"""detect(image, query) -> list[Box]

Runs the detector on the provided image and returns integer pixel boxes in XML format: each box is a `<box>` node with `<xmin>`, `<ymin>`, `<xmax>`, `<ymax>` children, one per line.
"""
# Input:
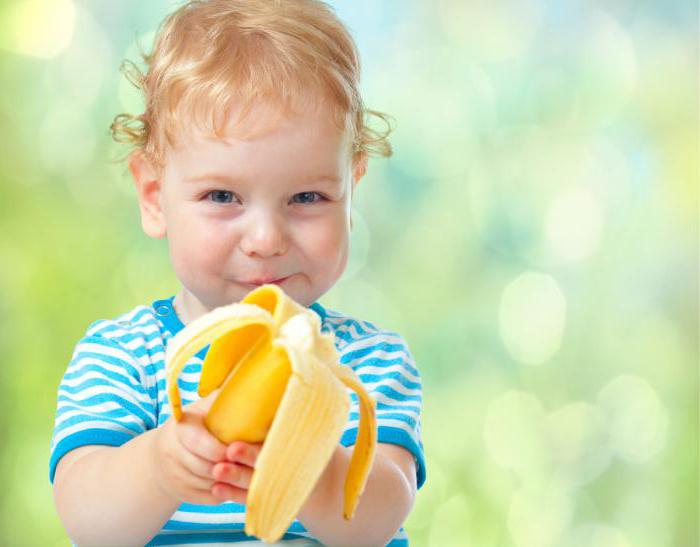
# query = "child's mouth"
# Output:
<box><xmin>243</xmin><ymin>276</ymin><xmax>290</xmax><ymax>287</ymax></box>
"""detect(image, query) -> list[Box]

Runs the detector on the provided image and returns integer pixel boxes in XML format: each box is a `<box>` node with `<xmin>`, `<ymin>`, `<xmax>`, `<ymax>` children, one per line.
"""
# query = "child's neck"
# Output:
<box><xmin>172</xmin><ymin>291</ymin><xmax>199</xmax><ymax>326</ymax></box>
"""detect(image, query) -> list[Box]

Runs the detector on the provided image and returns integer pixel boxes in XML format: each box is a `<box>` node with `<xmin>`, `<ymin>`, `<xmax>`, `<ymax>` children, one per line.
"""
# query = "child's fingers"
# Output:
<box><xmin>185</xmin><ymin>470</ymin><xmax>215</xmax><ymax>492</ymax></box>
<box><xmin>212</xmin><ymin>461</ymin><xmax>254</xmax><ymax>490</ymax></box>
<box><xmin>225</xmin><ymin>441</ymin><xmax>262</xmax><ymax>466</ymax></box>
<box><xmin>176</xmin><ymin>420</ymin><xmax>227</xmax><ymax>462</ymax></box>
<box><xmin>178</xmin><ymin>443</ymin><xmax>216</xmax><ymax>481</ymax></box>
<box><xmin>168</xmin><ymin>451</ymin><xmax>215</xmax><ymax>491</ymax></box>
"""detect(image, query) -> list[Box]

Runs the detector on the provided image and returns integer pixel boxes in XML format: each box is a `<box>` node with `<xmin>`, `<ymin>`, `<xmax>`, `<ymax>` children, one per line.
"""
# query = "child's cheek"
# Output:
<box><xmin>305</xmin><ymin>214</ymin><xmax>347</xmax><ymax>255</ymax></box>
<box><xmin>182</xmin><ymin>222</ymin><xmax>230</xmax><ymax>267</ymax></box>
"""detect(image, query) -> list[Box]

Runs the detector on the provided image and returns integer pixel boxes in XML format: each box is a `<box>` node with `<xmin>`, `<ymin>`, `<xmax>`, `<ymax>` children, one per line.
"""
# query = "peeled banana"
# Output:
<box><xmin>165</xmin><ymin>284</ymin><xmax>377</xmax><ymax>543</ymax></box>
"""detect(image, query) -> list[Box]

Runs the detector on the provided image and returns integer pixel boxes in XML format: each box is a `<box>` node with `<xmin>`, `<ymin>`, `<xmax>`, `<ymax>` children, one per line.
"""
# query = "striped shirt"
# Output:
<box><xmin>49</xmin><ymin>295</ymin><xmax>426</xmax><ymax>546</ymax></box>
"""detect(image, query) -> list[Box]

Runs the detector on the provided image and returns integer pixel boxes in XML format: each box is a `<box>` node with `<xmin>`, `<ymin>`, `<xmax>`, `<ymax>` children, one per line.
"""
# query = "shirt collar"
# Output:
<box><xmin>152</xmin><ymin>295</ymin><xmax>327</xmax><ymax>341</ymax></box>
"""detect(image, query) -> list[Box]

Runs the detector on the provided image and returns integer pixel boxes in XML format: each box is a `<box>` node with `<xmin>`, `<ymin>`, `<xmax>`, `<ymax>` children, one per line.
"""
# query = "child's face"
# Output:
<box><xmin>130</xmin><ymin>99</ymin><xmax>366</xmax><ymax>321</ymax></box>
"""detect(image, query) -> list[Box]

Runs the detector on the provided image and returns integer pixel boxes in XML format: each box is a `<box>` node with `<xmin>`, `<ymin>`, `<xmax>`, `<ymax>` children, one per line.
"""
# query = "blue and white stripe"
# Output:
<box><xmin>49</xmin><ymin>296</ymin><xmax>425</xmax><ymax>546</ymax></box>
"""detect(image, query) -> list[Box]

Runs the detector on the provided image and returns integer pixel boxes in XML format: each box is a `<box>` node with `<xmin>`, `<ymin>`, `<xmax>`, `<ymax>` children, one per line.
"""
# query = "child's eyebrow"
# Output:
<box><xmin>184</xmin><ymin>173</ymin><xmax>341</xmax><ymax>186</ymax></box>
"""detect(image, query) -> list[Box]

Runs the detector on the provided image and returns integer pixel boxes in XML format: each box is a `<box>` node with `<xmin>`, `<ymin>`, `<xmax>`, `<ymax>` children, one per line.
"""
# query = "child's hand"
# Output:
<box><xmin>210</xmin><ymin>441</ymin><xmax>263</xmax><ymax>503</ymax></box>
<box><xmin>149</xmin><ymin>389</ymin><xmax>230</xmax><ymax>506</ymax></box>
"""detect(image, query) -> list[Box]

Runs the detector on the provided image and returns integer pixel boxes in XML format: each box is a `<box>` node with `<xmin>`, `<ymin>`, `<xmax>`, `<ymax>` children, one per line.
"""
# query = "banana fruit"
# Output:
<box><xmin>165</xmin><ymin>284</ymin><xmax>377</xmax><ymax>543</ymax></box>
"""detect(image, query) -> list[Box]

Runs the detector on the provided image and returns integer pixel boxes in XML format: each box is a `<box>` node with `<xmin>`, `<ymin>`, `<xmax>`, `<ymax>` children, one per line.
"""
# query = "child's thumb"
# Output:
<box><xmin>189</xmin><ymin>387</ymin><xmax>222</xmax><ymax>415</ymax></box>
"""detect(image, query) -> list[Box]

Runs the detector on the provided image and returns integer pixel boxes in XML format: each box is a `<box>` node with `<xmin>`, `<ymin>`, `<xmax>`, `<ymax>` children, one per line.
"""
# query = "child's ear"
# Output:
<box><xmin>352</xmin><ymin>152</ymin><xmax>368</xmax><ymax>184</ymax></box>
<box><xmin>128</xmin><ymin>150</ymin><xmax>167</xmax><ymax>239</ymax></box>
<box><xmin>351</xmin><ymin>152</ymin><xmax>368</xmax><ymax>199</ymax></box>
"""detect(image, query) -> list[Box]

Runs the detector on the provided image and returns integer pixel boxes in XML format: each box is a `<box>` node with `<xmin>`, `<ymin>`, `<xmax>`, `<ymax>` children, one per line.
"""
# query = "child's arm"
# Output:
<box><xmin>52</xmin><ymin>389</ymin><xmax>230</xmax><ymax>546</ymax></box>
<box><xmin>53</xmin><ymin>428</ymin><xmax>180</xmax><ymax>546</ymax></box>
<box><xmin>297</xmin><ymin>442</ymin><xmax>417</xmax><ymax>547</ymax></box>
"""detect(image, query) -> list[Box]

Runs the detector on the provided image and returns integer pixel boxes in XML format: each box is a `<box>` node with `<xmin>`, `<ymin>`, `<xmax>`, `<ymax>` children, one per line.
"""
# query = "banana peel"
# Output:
<box><xmin>164</xmin><ymin>284</ymin><xmax>377</xmax><ymax>543</ymax></box>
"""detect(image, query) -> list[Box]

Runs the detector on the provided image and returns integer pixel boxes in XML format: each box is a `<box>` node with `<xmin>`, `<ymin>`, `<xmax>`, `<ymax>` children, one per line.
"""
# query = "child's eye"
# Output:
<box><xmin>292</xmin><ymin>191</ymin><xmax>326</xmax><ymax>205</ymax></box>
<box><xmin>203</xmin><ymin>190</ymin><xmax>327</xmax><ymax>205</ymax></box>
<box><xmin>205</xmin><ymin>190</ymin><xmax>237</xmax><ymax>204</ymax></box>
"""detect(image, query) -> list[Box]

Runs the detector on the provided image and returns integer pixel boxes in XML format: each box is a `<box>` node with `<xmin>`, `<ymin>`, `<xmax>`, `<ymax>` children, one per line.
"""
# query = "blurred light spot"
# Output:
<box><xmin>37</xmin><ymin>102</ymin><xmax>97</xmax><ymax>179</ymax></box>
<box><xmin>51</xmin><ymin>4</ymin><xmax>112</xmax><ymax>108</ymax></box>
<box><xmin>330</xmin><ymin>0</ymin><xmax>386</xmax><ymax>69</ymax></box>
<box><xmin>428</xmin><ymin>493</ymin><xmax>472</xmax><ymax>547</ymax></box>
<box><xmin>573</xmin><ymin>10</ymin><xmax>638</xmax><ymax>128</ymax></box>
<box><xmin>615</xmin><ymin>486</ymin><xmax>672</xmax><ymax>547</ymax></box>
<box><xmin>547</xmin><ymin>402</ymin><xmax>611</xmax><ymax>487</ymax></box>
<box><xmin>432</xmin><ymin>367</ymin><xmax>495</xmax><ymax>467</ymax></box>
<box><xmin>464</xmin><ymin>127</ymin><xmax>581</xmax><ymax>266</ymax></box>
<box><xmin>508</xmin><ymin>483</ymin><xmax>572</xmax><ymax>547</ymax></box>
<box><xmin>2</xmin><ymin>0</ymin><xmax>76</xmax><ymax>59</ymax></box>
<box><xmin>341</xmin><ymin>208</ymin><xmax>370</xmax><ymax>282</ymax></box>
<box><xmin>496</xmin><ymin>129</ymin><xmax>562</xmax><ymax>189</ymax></box>
<box><xmin>545</xmin><ymin>185</ymin><xmax>604</xmax><ymax>262</ymax></box>
<box><xmin>597</xmin><ymin>375</ymin><xmax>667</xmax><ymax>463</ymax></box>
<box><xmin>562</xmin><ymin>523</ymin><xmax>631</xmax><ymax>547</ymax></box>
<box><xmin>126</xmin><ymin>245</ymin><xmax>170</xmax><ymax>300</ymax></box>
<box><xmin>627</xmin><ymin>315</ymin><xmax>689</xmax><ymax>389</ymax></box>
<box><xmin>437</xmin><ymin>0</ymin><xmax>543</xmax><ymax>62</ymax></box>
<box><xmin>522</xmin><ymin>64</ymin><xmax>579</xmax><ymax>125</ymax></box>
<box><xmin>499</xmin><ymin>272</ymin><xmax>566</xmax><ymax>365</ymax></box>
<box><xmin>478</xmin><ymin>132</ymin><xmax>634</xmax><ymax>267</ymax></box>
<box><xmin>463</xmin><ymin>163</ymin><xmax>493</xmax><ymax>249</ymax></box>
<box><xmin>469</xmin><ymin>129</ymin><xmax>634</xmax><ymax>268</ymax></box>
<box><xmin>109</xmin><ymin>260</ymin><xmax>131</xmax><ymax>297</ymax></box>
<box><xmin>329</xmin><ymin>277</ymin><xmax>406</xmax><ymax>335</ymax></box>
<box><xmin>15</xmin><ymin>436</ymin><xmax>52</xmax><ymax>516</ymax></box>
<box><xmin>512</xmin><ymin>135</ymin><xmax>632</xmax><ymax>219</ymax></box>
<box><xmin>66</xmin><ymin>174</ymin><xmax>116</xmax><ymax>210</ymax></box>
<box><xmin>407</xmin><ymin>63</ymin><xmax>495</xmax><ymax>166</ymax></box>
<box><xmin>380</xmin><ymin>38</ymin><xmax>494</xmax><ymax>181</ymax></box>
<box><xmin>483</xmin><ymin>390</ymin><xmax>547</xmax><ymax>476</ymax></box>
<box><xmin>583</xmin><ymin>138</ymin><xmax>634</xmax><ymax>213</ymax></box>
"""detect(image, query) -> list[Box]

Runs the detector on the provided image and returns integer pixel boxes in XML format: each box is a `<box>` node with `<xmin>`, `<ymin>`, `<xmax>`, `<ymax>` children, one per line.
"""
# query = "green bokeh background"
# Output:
<box><xmin>0</xmin><ymin>0</ymin><xmax>697</xmax><ymax>545</ymax></box>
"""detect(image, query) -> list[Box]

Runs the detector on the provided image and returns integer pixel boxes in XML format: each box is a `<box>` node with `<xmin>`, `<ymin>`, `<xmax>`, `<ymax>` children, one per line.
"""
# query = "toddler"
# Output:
<box><xmin>49</xmin><ymin>1</ymin><xmax>426</xmax><ymax>545</ymax></box>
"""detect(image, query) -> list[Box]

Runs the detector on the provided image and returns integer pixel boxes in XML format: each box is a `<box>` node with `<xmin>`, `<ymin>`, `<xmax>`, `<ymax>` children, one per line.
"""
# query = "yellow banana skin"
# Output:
<box><xmin>164</xmin><ymin>284</ymin><xmax>378</xmax><ymax>543</ymax></box>
<box><xmin>332</xmin><ymin>363</ymin><xmax>378</xmax><ymax>520</ymax></box>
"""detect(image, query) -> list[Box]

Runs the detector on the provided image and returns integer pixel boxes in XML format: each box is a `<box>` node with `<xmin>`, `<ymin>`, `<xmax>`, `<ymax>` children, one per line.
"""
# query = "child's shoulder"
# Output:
<box><xmin>79</xmin><ymin>302</ymin><xmax>165</xmax><ymax>348</ymax></box>
<box><xmin>315</xmin><ymin>302</ymin><xmax>409</xmax><ymax>351</ymax></box>
<box><xmin>67</xmin><ymin>302</ymin><xmax>165</xmax><ymax>382</ymax></box>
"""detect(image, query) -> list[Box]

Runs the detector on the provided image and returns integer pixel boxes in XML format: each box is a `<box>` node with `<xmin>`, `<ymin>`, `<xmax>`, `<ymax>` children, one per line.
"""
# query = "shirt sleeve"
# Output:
<box><xmin>339</xmin><ymin>330</ymin><xmax>427</xmax><ymax>490</ymax></box>
<box><xmin>48</xmin><ymin>327</ymin><xmax>158</xmax><ymax>485</ymax></box>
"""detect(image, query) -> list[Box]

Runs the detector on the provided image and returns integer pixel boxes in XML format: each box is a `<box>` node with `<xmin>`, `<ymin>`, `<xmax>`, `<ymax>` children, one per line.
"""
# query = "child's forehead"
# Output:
<box><xmin>160</xmin><ymin>100</ymin><xmax>355</xmax><ymax>181</ymax></box>
<box><xmin>169</xmin><ymin>97</ymin><xmax>351</xmax><ymax>153</ymax></box>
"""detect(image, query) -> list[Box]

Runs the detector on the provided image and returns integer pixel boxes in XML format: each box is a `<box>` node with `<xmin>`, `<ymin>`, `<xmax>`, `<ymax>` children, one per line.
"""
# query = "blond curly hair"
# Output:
<box><xmin>110</xmin><ymin>0</ymin><xmax>394</xmax><ymax>174</ymax></box>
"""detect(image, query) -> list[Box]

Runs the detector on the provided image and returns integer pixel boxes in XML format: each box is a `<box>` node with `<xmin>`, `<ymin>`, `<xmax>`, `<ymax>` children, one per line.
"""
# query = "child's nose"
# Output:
<box><xmin>239</xmin><ymin>214</ymin><xmax>289</xmax><ymax>258</ymax></box>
